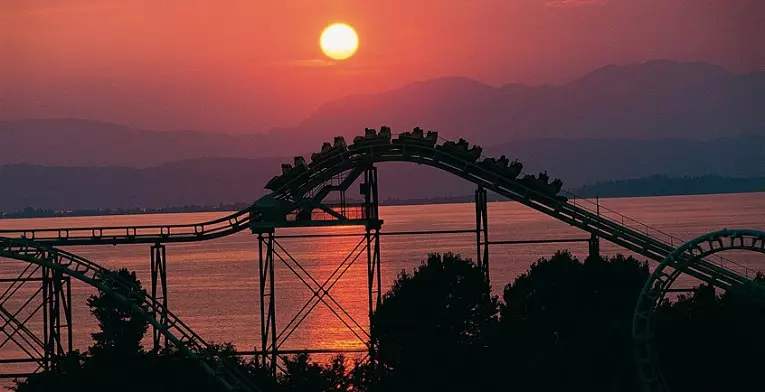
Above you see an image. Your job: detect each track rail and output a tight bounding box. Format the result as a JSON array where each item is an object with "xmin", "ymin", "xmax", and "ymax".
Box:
[
  {"xmin": 0, "ymin": 237, "xmax": 261, "ymax": 392},
  {"xmin": 0, "ymin": 139, "xmax": 759, "ymax": 295},
  {"xmin": 0, "ymin": 208, "xmax": 258, "ymax": 245}
]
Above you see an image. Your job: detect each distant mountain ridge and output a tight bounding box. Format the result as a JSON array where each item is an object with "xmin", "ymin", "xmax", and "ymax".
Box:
[
  {"xmin": 0, "ymin": 119, "xmax": 288, "ymax": 167},
  {"xmin": 0, "ymin": 158, "xmax": 281, "ymax": 211},
  {"xmin": 1, "ymin": 60, "xmax": 763, "ymax": 167},
  {"xmin": 1, "ymin": 134, "xmax": 763, "ymax": 212},
  {"xmin": 575, "ymin": 175, "xmax": 765, "ymax": 198},
  {"xmin": 300, "ymin": 60, "xmax": 763, "ymax": 144}
]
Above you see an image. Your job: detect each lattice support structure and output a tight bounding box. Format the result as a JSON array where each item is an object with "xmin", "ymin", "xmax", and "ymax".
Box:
[
  {"xmin": 363, "ymin": 167, "xmax": 383, "ymax": 364},
  {"xmin": 366, "ymin": 228, "xmax": 382, "ymax": 364},
  {"xmin": 256, "ymin": 231, "xmax": 277, "ymax": 377},
  {"xmin": 41, "ymin": 266, "xmax": 72, "ymax": 372},
  {"xmin": 254, "ymin": 166, "xmax": 384, "ymax": 376},
  {"xmin": 0, "ymin": 261, "xmax": 72, "ymax": 378},
  {"xmin": 150, "ymin": 243, "xmax": 169, "ymax": 351}
]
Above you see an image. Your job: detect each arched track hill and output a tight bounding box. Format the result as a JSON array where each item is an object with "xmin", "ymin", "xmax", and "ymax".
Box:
[
  {"xmin": 1, "ymin": 130, "xmax": 761, "ymax": 297},
  {"xmin": 0, "ymin": 237, "xmax": 261, "ymax": 392}
]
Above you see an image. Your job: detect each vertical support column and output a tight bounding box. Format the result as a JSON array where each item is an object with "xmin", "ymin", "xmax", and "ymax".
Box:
[
  {"xmin": 589, "ymin": 196, "xmax": 601, "ymax": 260},
  {"xmin": 362, "ymin": 166, "xmax": 380, "ymax": 222},
  {"xmin": 366, "ymin": 228, "xmax": 373, "ymax": 361},
  {"xmin": 374, "ymin": 228, "xmax": 382, "ymax": 311},
  {"xmin": 258, "ymin": 230, "xmax": 277, "ymax": 377},
  {"xmin": 589, "ymin": 234, "xmax": 600, "ymax": 260},
  {"xmin": 41, "ymin": 266, "xmax": 50, "ymax": 371},
  {"xmin": 150, "ymin": 243, "xmax": 169, "ymax": 351},
  {"xmin": 41, "ymin": 266, "xmax": 72, "ymax": 371},
  {"xmin": 475, "ymin": 186, "xmax": 490, "ymax": 283},
  {"xmin": 363, "ymin": 165, "xmax": 382, "ymax": 364},
  {"xmin": 43, "ymin": 266, "xmax": 62, "ymax": 370},
  {"xmin": 64, "ymin": 277, "xmax": 72, "ymax": 355},
  {"xmin": 51, "ymin": 272, "xmax": 61, "ymax": 360},
  {"xmin": 366, "ymin": 226, "xmax": 382, "ymax": 363}
]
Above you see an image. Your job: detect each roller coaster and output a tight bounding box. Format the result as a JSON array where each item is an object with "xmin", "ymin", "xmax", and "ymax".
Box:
[
  {"xmin": 1, "ymin": 127, "xmax": 763, "ymax": 391},
  {"xmin": 0, "ymin": 237, "xmax": 261, "ymax": 391}
]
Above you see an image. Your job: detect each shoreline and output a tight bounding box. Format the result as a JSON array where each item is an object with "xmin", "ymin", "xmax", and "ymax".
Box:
[{"xmin": 2, "ymin": 190, "xmax": 764, "ymax": 220}]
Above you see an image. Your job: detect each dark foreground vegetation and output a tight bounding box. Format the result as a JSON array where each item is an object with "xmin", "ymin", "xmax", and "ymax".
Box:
[{"xmin": 15, "ymin": 252, "xmax": 764, "ymax": 392}]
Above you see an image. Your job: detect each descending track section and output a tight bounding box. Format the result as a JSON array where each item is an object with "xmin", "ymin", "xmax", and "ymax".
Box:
[
  {"xmin": 0, "ymin": 237, "xmax": 261, "ymax": 392},
  {"xmin": 1, "ymin": 127, "xmax": 760, "ymax": 296}
]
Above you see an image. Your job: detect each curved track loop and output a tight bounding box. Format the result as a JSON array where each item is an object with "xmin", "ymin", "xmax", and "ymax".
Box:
[
  {"xmin": 0, "ymin": 138, "xmax": 759, "ymax": 294},
  {"xmin": 0, "ymin": 237, "xmax": 261, "ymax": 392},
  {"xmin": 632, "ymin": 229, "xmax": 765, "ymax": 392}
]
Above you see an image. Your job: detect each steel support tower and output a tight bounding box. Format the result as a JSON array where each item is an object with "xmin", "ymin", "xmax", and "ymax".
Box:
[
  {"xmin": 0, "ymin": 263, "xmax": 72, "ymax": 378},
  {"xmin": 252, "ymin": 166, "xmax": 383, "ymax": 375},
  {"xmin": 150, "ymin": 243, "xmax": 169, "ymax": 350}
]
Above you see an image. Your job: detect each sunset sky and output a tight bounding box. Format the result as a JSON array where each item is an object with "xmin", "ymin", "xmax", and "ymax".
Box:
[{"xmin": 2, "ymin": 0, "xmax": 763, "ymax": 132}]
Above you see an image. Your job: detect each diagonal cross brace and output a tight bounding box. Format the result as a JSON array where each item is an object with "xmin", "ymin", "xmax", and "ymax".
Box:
[{"xmin": 269, "ymin": 237, "xmax": 371, "ymax": 352}]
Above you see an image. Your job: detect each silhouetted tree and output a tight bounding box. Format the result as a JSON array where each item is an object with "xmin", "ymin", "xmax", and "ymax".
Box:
[
  {"xmin": 654, "ymin": 277, "xmax": 765, "ymax": 392},
  {"xmin": 87, "ymin": 268, "xmax": 149, "ymax": 357},
  {"xmin": 278, "ymin": 353, "xmax": 351, "ymax": 392},
  {"xmin": 368, "ymin": 252, "xmax": 499, "ymax": 392},
  {"xmin": 15, "ymin": 253, "xmax": 764, "ymax": 392},
  {"xmin": 499, "ymin": 251, "xmax": 649, "ymax": 391},
  {"xmin": 12, "ymin": 351, "xmax": 87, "ymax": 392}
]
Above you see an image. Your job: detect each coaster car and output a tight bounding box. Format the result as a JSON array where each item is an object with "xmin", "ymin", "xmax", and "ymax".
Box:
[
  {"xmin": 393, "ymin": 127, "xmax": 439, "ymax": 148},
  {"xmin": 350, "ymin": 126, "xmax": 392, "ymax": 149},
  {"xmin": 310, "ymin": 136, "xmax": 347, "ymax": 166},
  {"xmin": 436, "ymin": 138, "xmax": 482, "ymax": 163},
  {"xmin": 479, "ymin": 155, "xmax": 523, "ymax": 179},
  {"xmin": 518, "ymin": 171, "xmax": 565, "ymax": 200},
  {"xmin": 264, "ymin": 156, "xmax": 310, "ymax": 191}
]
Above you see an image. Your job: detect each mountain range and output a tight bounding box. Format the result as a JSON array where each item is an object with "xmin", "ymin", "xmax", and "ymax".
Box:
[
  {"xmin": 1, "ymin": 60, "xmax": 763, "ymax": 211},
  {"xmin": 2, "ymin": 60, "xmax": 763, "ymax": 167},
  {"xmin": 300, "ymin": 60, "xmax": 763, "ymax": 145},
  {"xmin": 2, "ymin": 132, "xmax": 764, "ymax": 212}
]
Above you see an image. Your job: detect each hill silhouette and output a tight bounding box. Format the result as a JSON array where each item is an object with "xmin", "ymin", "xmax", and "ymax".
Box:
[
  {"xmin": 0, "ymin": 119, "xmax": 290, "ymax": 167},
  {"xmin": 1, "ymin": 60, "xmax": 762, "ymax": 167},
  {"xmin": 2, "ymin": 133, "xmax": 764, "ymax": 212},
  {"xmin": 575, "ymin": 175, "xmax": 765, "ymax": 198},
  {"xmin": 300, "ymin": 60, "xmax": 763, "ymax": 144},
  {"xmin": 484, "ymin": 135, "xmax": 765, "ymax": 186},
  {"xmin": 0, "ymin": 158, "xmax": 280, "ymax": 211}
]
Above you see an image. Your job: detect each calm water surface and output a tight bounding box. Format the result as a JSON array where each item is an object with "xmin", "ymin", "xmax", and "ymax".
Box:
[{"xmin": 1, "ymin": 192, "xmax": 764, "ymax": 375}]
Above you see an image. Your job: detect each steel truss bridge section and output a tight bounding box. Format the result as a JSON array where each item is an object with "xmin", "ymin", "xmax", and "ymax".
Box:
[
  {"xmin": 0, "ymin": 237, "xmax": 261, "ymax": 392},
  {"xmin": 633, "ymin": 229, "xmax": 765, "ymax": 392}
]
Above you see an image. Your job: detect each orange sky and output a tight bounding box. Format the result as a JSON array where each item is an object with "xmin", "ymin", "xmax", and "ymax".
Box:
[{"xmin": 1, "ymin": 0, "xmax": 763, "ymax": 132}]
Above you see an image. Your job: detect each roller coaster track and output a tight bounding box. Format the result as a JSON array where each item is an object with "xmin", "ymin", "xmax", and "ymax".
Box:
[
  {"xmin": 0, "ymin": 237, "xmax": 261, "ymax": 392},
  {"xmin": 0, "ymin": 139, "xmax": 760, "ymax": 297}
]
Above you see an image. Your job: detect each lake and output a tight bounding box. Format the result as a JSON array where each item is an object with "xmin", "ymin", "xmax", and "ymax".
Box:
[{"xmin": 1, "ymin": 192, "xmax": 764, "ymax": 376}]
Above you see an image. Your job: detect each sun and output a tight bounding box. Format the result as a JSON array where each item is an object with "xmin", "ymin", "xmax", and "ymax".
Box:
[{"xmin": 320, "ymin": 23, "xmax": 359, "ymax": 61}]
